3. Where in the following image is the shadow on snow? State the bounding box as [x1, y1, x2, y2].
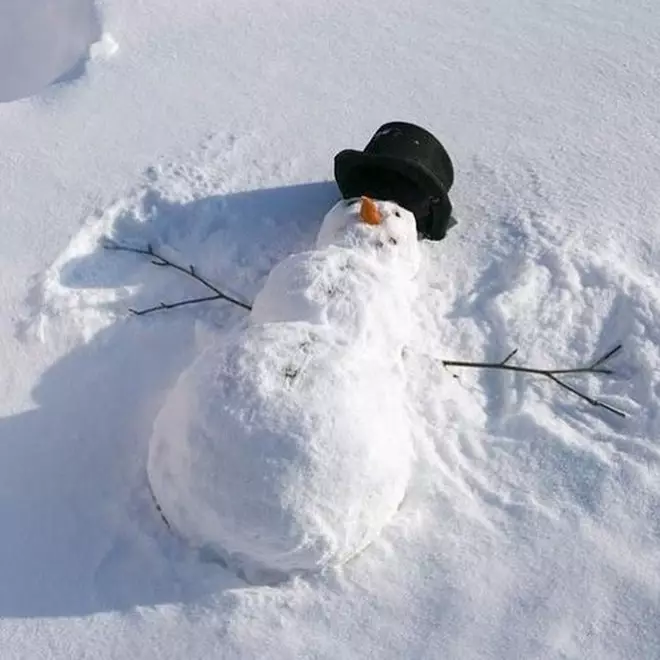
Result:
[0, 181, 339, 617]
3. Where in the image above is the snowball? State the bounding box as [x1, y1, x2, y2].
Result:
[251, 199, 421, 342]
[316, 198, 420, 274]
[148, 322, 413, 577]
[147, 198, 421, 579]
[89, 33, 119, 62]
[250, 246, 417, 346]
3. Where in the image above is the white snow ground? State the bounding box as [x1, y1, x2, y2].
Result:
[1, 0, 659, 658]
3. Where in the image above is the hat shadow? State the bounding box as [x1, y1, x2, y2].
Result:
[0, 181, 339, 617]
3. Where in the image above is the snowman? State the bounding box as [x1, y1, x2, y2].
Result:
[147, 196, 429, 576]
[147, 123, 457, 581]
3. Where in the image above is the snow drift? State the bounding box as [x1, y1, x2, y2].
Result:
[0, 0, 101, 102]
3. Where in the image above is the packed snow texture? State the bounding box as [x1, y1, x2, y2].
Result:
[2, 0, 660, 659]
[148, 200, 420, 578]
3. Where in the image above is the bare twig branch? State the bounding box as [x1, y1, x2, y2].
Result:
[128, 295, 226, 316]
[500, 348, 518, 365]
[103, 238, 252, 314]
[147, 481, 171, 530]
[589, 344, 623, 369]
[545, 374, 626, 418]
[442, 344, 626, 417]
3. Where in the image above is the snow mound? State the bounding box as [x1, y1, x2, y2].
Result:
[148, 199, 420, 578]
[89, 33, 119, 62]
[0, 0, 100, 102]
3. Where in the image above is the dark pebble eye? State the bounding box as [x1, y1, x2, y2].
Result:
[389, 237, 398, 245]
[394, 210, 401, 218]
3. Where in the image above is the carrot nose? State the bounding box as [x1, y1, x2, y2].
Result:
[359, 196, 382, 225]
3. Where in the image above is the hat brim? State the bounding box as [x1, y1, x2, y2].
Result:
[334, 150, 450, 205]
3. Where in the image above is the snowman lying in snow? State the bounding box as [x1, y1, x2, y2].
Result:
[140, 122, 622, 581]
[148, 195, 423, 579]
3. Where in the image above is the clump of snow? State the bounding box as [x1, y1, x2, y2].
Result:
[148, 200, 421, 578]
[89, 33, 119, 62]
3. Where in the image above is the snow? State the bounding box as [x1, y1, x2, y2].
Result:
[0, 0, 100, 102]
[147, 200, 419, 580]
[1, 0, 660, 658]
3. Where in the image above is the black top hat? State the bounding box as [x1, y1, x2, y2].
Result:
[334, 121, 456, 240]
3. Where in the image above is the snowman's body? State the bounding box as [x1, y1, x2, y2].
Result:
[148, 198, 422, 579]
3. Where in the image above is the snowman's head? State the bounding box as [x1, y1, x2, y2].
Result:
[316, 197, 420, 273]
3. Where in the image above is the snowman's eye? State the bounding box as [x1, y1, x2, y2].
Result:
[389, 237, 398, 245]
[394, 211, 402, 218]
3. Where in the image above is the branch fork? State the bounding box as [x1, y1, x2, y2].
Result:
[442, 345, 625, 417]
[103, 238, 252, 314]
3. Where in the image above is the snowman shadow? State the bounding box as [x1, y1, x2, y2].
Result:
[58, 180, 339, 305]
[0, 181, 339, 618]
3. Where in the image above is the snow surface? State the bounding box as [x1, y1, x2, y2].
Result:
[0, 0, 101, 102]
[147, 200, 420, 580]
[1, 0, 660, 658]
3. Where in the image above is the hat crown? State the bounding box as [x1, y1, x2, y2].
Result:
[333, 121, 456, 241]
[363, 122, 454, 190]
